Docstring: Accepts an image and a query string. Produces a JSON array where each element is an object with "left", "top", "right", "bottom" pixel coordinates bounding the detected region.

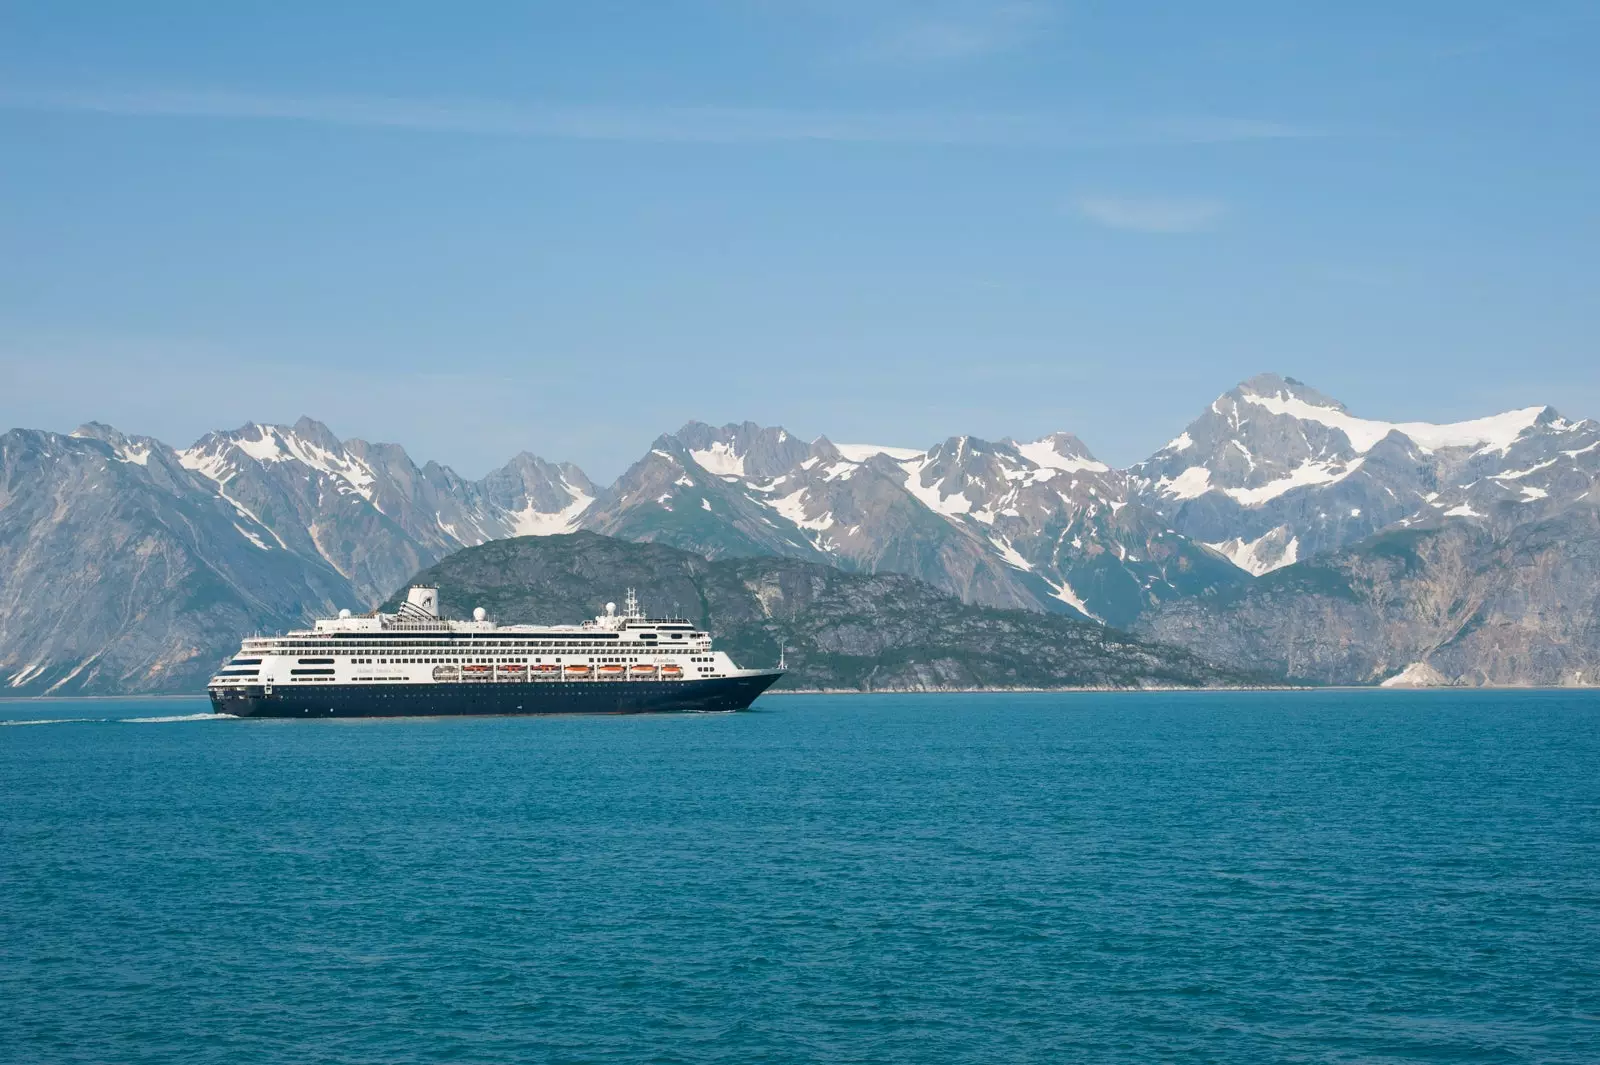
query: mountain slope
[
  {"left": 0, "top": 427, "right": 354, "bottom": 695},
  {"left": 583, "top": 421, "right": 1247, "bottom": 626},
  {"left": 1130, "top": 373, "right": 1563, "bottom": 574},
  {"left": 177, "top": 417, "right": 594, "bottom": 601},
  {"left": 390, "top": 532, "right": 1266, "bottom": 690},
  {"left": 1139, "top": 420, "right": 1600, "bottom": 685}
]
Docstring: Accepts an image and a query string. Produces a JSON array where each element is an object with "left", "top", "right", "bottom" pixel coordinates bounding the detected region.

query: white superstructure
[{"left": 208, "top": 587, "right": 752, "bottom": 691}]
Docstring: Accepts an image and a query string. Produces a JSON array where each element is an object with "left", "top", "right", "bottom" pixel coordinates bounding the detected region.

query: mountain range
[
  {"left": 3, "top": 372, "right": 1596, "bottom": 694},
  {"left": 388, "top": 532, "right": 1262, "bottom": 692}
]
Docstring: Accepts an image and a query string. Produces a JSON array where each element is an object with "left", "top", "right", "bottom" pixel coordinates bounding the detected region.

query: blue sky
[{"left": 3, "top": 1, "right": 1597, "bottom": 479}]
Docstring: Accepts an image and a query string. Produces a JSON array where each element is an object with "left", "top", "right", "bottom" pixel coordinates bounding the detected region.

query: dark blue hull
[{"left": 209, "top": 672, "right": 783, "bottom": 718}]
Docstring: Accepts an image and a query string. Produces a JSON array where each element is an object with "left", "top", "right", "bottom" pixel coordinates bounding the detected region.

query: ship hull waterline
[{"left": 210, "top": 671, "right": 784, "bottom": 718}]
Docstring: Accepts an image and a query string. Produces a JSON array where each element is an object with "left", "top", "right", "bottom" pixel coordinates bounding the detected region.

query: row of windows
[
  {"left": 251, "top": 640, "right": 701, "bottom": 653},
  {"left": 261, "top": 646, "right": 702, "bottom": 659},
  {"left": 348, "top": 656, "right": 658, "bottom": 666},
  {"left": 253, "top": 632, "right": 699, "bottom": 646}
]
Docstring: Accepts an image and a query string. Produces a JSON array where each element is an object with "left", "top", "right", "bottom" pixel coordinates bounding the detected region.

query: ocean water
[{"left": 2, "top": 690, "right": 1597, "bottom": 1064}]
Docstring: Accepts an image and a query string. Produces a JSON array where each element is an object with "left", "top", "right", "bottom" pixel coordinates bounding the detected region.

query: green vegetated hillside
[{"left": 386, "top": 532, "right": 1268, "bottom": 690}]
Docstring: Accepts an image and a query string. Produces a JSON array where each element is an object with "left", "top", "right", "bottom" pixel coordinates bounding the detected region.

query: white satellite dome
[
  {"left": 606, "top": 602, "right": 617, "bottom": 616},
  {"left": 473, "top": 606, "right": 487, "bottom": 622},
  {"left": 338, "top": 608, "right": 352, "bottom": 619}
]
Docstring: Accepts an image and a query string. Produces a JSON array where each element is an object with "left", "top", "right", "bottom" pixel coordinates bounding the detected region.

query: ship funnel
[{"left": 405, "top": 586, "right": 439, "bottom": 617}]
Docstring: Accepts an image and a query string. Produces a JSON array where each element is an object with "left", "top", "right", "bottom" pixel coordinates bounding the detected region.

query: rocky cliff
[{"left": 388, "top": 532, "right": 1264, "bottom": 691}]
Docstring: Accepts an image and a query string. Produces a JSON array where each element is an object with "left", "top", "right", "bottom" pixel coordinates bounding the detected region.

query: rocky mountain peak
[{"left": 671, "top": 420, "right": 811, "bottom": 483}]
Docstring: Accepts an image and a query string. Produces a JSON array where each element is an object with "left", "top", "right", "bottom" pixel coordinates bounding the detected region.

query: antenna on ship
[
  {"left": 778, "top": 641, "right": 787, "bottom": 670},
  {"left": 624, "top": 588, "right": 641, "bottom": 620}
]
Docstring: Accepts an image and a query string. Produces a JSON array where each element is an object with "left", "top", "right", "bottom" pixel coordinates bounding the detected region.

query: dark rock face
[
  {"left": 390, "top": 532, "right": 1264, "bottom": 691},
  {"left": 1141, "top": 507, "right": 1600, "bottom": 687}
]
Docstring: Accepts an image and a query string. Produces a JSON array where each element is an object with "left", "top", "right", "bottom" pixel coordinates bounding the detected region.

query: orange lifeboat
[
  {"left": 565, "top": 664, "right": 592, "bottom": 676},
  {"left": 531, "top": 663, "right": 558, "bottom": 674},
  {"left": 661, "top": 664, "right": 684, "bottom": 678},
  {"left": 631, "top": 664, "right": 657, "bottom": 675},
  {"left": 462, "top": 664, "right": 491, "bottom": 675},
  {"left": 598, "top": 663, "right": 625, "bottom": 676}
]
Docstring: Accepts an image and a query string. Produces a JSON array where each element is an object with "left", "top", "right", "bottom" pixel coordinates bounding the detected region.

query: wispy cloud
[
  {"left": 1073, "top": 195, "right": 1228, "bottom": 234},
  {"left": 846, "top": 1, "right": 1057, "bottom": 65},
  {"left": 0, "top": 85, "right": 1322, "bottom": 150}
]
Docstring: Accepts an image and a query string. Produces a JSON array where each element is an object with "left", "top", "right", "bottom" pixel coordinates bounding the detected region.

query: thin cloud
[
  {"left": 0, "top": 85, "right": 1323, "bottom": 149},
  {"left": 1074, "top": 195, "right": 1228, "bottom": 234},
  {"left": 850, "top": 1, "right": 1057, "bottom": 65}
]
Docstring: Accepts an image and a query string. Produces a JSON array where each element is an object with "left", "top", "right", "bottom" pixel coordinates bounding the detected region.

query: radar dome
[
  {"left": 473, "top": 606, "right": 487, "bottom": 622},
  {"left": 606, "top": 602, "right": 617, "bottom": 616},
  {"left": 338, "top": 608, "right": 352, "bottom": 619}
]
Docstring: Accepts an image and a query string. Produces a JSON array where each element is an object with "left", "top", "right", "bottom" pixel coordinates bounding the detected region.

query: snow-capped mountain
[
  {"left": 0, "top": 425, "right": 352, "bottom": 695},
  {"left": 6, "top": 373, "right": 1598, "bottom": 693},
  {"left": 588, "top": 422, "right": 1245, "bottom": 626},
  {"left": 1130, "top": 373, "right": 1557, "bottom": 574},
  {"left": 175, "top": 417, "right": 593, "bottom": 601},
  {"left": 1140, "top": 411, "right": 1600, "bottom": 686}
]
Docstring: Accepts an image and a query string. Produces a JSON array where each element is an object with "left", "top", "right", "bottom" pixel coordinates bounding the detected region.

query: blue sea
[{"left": 3, "top": 690, "right": 1597, "bottom": 1064}]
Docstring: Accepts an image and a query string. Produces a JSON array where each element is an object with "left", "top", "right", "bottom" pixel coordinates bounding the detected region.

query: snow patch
[
  {"left": 1044, "top": 578, "right": 1100, "bottom": 622},
  {"left": 769, "top": 488, "right": 835, "bottom": 531},
  {"left": 1164, "top": 431, "right": 1194, "bottom": 453},
  {"left": 1381, "top": 662, "right": 1451, "bottom": 688},
  {"left": 689, "top": 441, "right": 746, "bottom": 478},
  {"left": 902, "top": 459, "right": 973, "bottom": 516},
  {"left": 113, "top": 442, "right": 152, "bottom": 465},
  {"left": 1443, "top": 503, "right": 1484, "bottom": 518},
  {"left": 1491, "top": 459, "right": 1557, "bottom": 481},
  {"left": 233, "top": 522, "right": 271, "bottom": 550},
  {"left": 1015, "top": 438, "right": 1109, "bottom": 474},
  {"left": 1205, "top": 529, "right": 1299, "bottom": 576},
  {"left": 988, "top": 537, "right": 1033, "bottom": 571},
  {"left": 1241, "top": 391, "right": 1544, "bottom": 455},
  {"left": 9, "top": 659, "right": 48, "bottom": 687},
  {"left": 834, "top": 443, "right": 925, "bottom": 463},
  {"left": 1158, "top": 466, "right": 1213, "bottom": 500},
  {"left": 507, "top": 489, "right": 593, "bottom": 536},
  {"left": 1221, "top": 459, "right": 1363, "bottom": 506},
  {"left": 822, "top": 461, "right": 857, "bottom": 481}
]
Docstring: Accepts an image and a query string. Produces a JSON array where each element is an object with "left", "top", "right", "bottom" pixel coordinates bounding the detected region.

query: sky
[{"left": 3, "top": 1, "right": 1597, "bottom": 481}]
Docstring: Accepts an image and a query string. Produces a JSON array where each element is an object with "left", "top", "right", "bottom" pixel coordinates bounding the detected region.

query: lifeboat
[
  {"left": 661, "top": 664, "right": 684, "bottom": 678},
  {"left": 631, "top": 663, "right": 657, "bottom": 675},
  {"left": 532, "top": 664, "right": 559, "bottom": 674},
  {"left": 598, "top": 664, "right": 625, "bottom": 676},
  {"left": 565, "top": 664, "right": 592, "bottom": 676},
  {"left": 498, "top": 663, "right": 525, "bottom": 672},
  {"left": 462, "top": 664, "right": 491, "bottom": 674}
]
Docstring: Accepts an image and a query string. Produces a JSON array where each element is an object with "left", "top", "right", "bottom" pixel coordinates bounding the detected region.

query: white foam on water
[
  {"left": 120, "top": 713, "right": 223, "bottom": 724},
  {"left": 0, "top": 717, "right": 108, "bottom": 727}
]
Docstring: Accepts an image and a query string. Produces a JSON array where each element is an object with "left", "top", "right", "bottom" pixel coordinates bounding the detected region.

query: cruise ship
[{"left": 208, "top": 587, "right": 784, "bottom": 717}]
